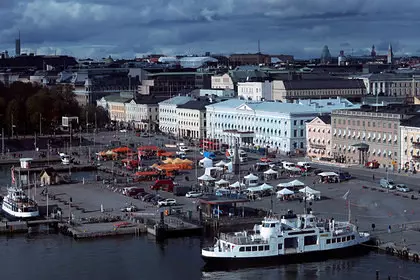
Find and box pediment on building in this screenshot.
[236,103,253,111]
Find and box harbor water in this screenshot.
[1,166,419,279]
[0,235,419,280]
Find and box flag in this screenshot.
[342,190,350,200]
[11,166,16,184]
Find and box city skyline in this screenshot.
[0,0,419,59]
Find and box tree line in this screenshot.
[0,81,109,136]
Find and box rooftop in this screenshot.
[158,95,193,105]
[336,104,420,115]
[206,98,359,115]
[102,95,132,103]
[282,79,366,90]
[147,71,212,77]
[317,115,332,124]
[177,99,213,110]
[401,115,420,128]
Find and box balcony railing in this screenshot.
[310,144,326,149]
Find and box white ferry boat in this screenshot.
[201,210,371,266]
[59,152,71,165]
[1,188,39,220]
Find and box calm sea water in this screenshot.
[1,166,419,280]
[0,235,419,280]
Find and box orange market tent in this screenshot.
[113,147,131,153]
[151,163,159,168]
[172,158,184,164]
[157,164,181,171]
[182,159,193,165]
[161,152,175,157]
[138,146,159,152]
[135,171,160,176]
[163,158,173,164]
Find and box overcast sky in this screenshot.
[0,0,419,59]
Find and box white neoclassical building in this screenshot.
[237,80,272,101]
[125,98,165,131]
[176,99,211,139]
[158,96,193,135]
[206,98,358,153]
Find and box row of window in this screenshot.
[326,235,355,244]
[334,119,398,129]
[239,245,271,252]
[209,114,310,127]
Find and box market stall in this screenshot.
[276,188,295,200]
[318,172,339,183]
[215,179,230,188]
[198,174,216,187]
[199,157,213,168]
[244,173,259,187]
[263,168,278,180]
[277,179,305,191]
[299,186,321,200]
[215,160,227,167]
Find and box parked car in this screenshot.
[186,191,203,198]
[396,184,410,192]
[158,198,177,207]
[142,193,156,202]
[120,205,138,212]
[339,172,352,181]
[380,178,395,189]
[179,146,190,152]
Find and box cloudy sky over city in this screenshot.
[0,0,419,59]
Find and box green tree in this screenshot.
[6,99,21,136]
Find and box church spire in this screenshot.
[387,43,393,64]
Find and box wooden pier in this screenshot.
[0,219,60,235]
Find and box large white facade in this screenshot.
[158,96,193,134]
[177,107,206,139]
[206,98,358,153]
[238,81,272,101]
[125,100,159,130]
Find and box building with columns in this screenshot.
[158,96,193,135]
[331,104,420,169]
[206,98,356,153]
[176,99,212,139]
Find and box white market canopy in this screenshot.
[215,179,230,185]
[200,157,213,164]
[247,183,274,193]
[264,169,278,175]
[277,179,305,188]
[277,188,294,195]
[215,160,227,167]
[229,181,242,188]
[299,186,321,198]
[244,173,259,180]
[318,172,338,177]
[198,174,216,181]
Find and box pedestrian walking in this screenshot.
[388,225,391,233]
[372,174,375,181]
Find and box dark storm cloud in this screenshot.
[0,0,419,58]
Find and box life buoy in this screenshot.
[413,254,419,262]
[402,250,409,259]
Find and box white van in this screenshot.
[297,162,311,169]
[282,162,301,172]
[226,149,248,162]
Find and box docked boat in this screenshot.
[1,187,39,220]
[201,210,371,266]
[59,152,71,165]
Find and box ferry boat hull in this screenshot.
[202,242,371,270]
[1,204,39,221]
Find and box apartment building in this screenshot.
[272,79,366,102]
